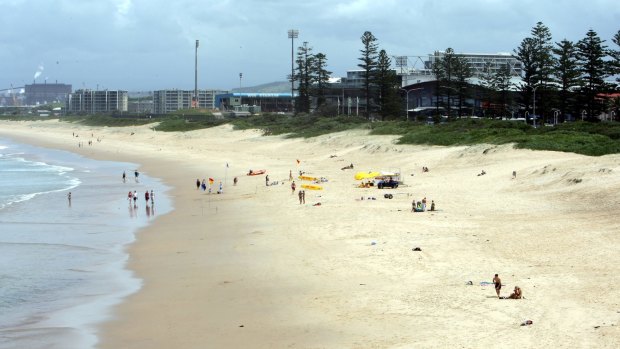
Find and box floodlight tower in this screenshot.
[288,29,299,107]
[194,39,199,108]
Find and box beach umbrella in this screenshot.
[354,171,379,180]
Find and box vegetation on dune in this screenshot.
[4,113,620,157]
[383,118,620,156]
[230,113,368,138]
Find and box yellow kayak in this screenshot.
[298,175,318,181]
[301,184,323,190]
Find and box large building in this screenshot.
[25,83,72,105]
[66,89,128,114]
[215,93,294,114]
[153,89,228,114]
[398,51,523,86]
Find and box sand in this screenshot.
[1,119,619,348]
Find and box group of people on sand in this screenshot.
[411,197,435,212]
[196,178,224,194]
[493,273,522,299]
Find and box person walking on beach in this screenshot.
[301,190,305,204]
[150,190,154,204]
[291,181,296,193]
[122,171,126,183]
[145,190,150,203]
[298,189,303,204]
[265,175,270,186]
[134,170,140,183]
[493,274,502,298]
[233,177,238,186]
[133,190,138,206]
[196,178,201,190]
[67,192,72,205]
[128,191,133,202]
[289,170,293,181]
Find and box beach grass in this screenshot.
[5,113,620,156]
[230,113,368,137]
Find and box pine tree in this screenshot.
[493,63,514,117]
[312,52,332,111]
[358,31,378,119]
[514,37,538,118]
[552,39,580,120]
[432,48,458,119]
[611,30,620,83]
[530,22,556,122]
[453,55,472,117]
[375,50,400,120]
[294,42,314,114]
[576,29,610,119]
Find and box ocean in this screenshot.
[0,137,171,349]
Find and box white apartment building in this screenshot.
[153,89,228,114]
[66,90,128,114]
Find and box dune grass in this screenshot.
[4,113,620,156]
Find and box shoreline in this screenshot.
[0,136,170,349]
[1,120,619,348]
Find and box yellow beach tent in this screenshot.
[354,171,380,180]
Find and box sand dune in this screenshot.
[1,120,619,348]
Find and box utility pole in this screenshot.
[239,73,243,89]
[194,39,199,108]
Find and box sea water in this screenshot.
[0,138,171,349]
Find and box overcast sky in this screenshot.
[1,0,618,92]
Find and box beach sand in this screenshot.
[1,119,620,348]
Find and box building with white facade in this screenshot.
[153,89,228,114]
[66,90,128,114]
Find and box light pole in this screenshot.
[287,29,298,110]
[194,39,199,109]
[239,73,243,89]
[532,85,540,127]
[400,88,422,121]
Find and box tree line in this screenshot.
[293,23,620,122]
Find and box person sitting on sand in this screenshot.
[341,163,354,170]
[507,286,522,299]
